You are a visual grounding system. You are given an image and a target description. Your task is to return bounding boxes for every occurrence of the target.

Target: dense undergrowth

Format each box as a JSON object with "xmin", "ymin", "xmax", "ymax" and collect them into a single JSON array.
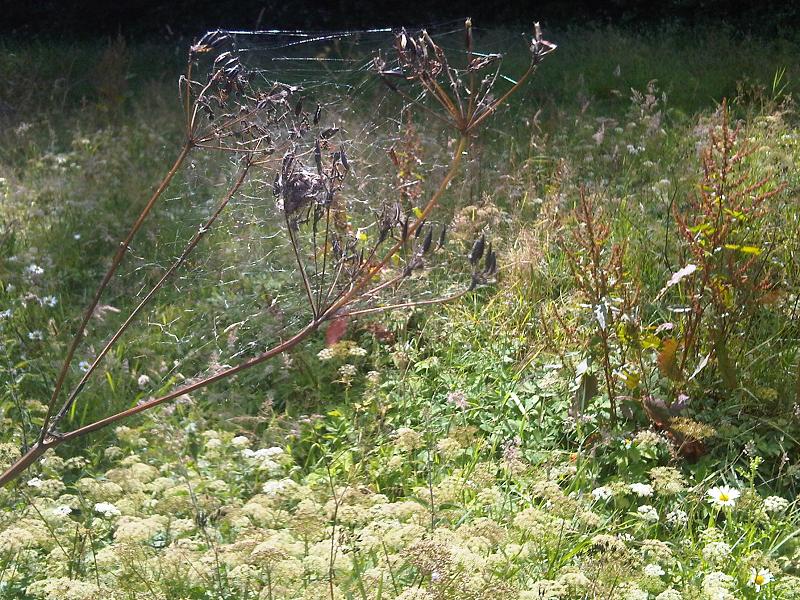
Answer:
[{"xmin": 2, "ymin": 24, "xmax": 800, "ymax": 599}]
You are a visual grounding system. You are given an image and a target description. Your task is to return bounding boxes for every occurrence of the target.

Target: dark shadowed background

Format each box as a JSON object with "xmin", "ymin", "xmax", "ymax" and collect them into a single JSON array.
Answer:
[{"xmin": 3, "ymin": 0, "xmax": 800, "ymax": 38}]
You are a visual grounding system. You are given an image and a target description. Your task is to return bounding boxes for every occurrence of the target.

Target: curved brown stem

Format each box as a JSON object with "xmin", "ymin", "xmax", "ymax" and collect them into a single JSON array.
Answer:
[
  {"xmin": 38, "ymin": 142, "xmax": 193, "ymax": 443},
  {"xmin": 0, "ymin": 320, "xmax": 321, "ymax": 487},
  {"xmin": 52, "ymin": 160, "xmax": 252, "ymax": 426},
  {"xmin": 0, "ymin": 442, "xmax": 51, "ymax": 488}
]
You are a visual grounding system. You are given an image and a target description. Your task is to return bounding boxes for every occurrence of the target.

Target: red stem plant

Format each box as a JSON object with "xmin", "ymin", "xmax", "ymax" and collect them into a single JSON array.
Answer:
[
  {"xmin": 0, "ymin": 21, "xmax": 555, "ymax": 487},
  {"xmin": 560, "ymin": 191, "xmax": 638, "ymax": 425},
  {"xmin": 667, "ymin": 101, "xmax": 785, "ymax": 391}
]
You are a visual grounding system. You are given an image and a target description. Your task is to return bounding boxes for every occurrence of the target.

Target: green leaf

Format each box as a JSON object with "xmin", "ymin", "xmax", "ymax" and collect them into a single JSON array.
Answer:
[{"xmin": 723, "ymin": 244, "xmax": 761, "ymax": 255}]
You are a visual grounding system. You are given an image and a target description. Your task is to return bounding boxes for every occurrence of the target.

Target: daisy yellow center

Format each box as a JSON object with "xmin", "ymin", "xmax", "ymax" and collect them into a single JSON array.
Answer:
[
  {"xmin": 754, "ymin": 574, "xmax": 765, "ymax": 585},
  {"xmin": 718, "ymin": 492, "xmax": 729, "ymax": 501}
]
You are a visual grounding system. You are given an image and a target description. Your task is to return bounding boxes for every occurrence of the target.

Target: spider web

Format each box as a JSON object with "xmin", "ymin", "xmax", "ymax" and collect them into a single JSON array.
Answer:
[{"xmin": 42, "ymin": 21, "xmax": 539, "ymax": 436}]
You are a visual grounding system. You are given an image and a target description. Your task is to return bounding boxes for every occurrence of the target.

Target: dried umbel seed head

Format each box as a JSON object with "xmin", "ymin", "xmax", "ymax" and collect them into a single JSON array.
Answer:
[
  {"xmin": 377, "ymin": 20, "xmax": 555, "ymax": 135},
  {"xmin": 283, "ymin": 170, "xmax": 325, "ymax": 215},
  {"xmin": 392, "ymin": 27, "xmax": 445, "ymax": 81}
]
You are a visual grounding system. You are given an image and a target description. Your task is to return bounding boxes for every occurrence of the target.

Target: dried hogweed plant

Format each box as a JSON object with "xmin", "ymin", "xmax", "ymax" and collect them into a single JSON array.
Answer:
[{"xmin": 0, "ymin": 21, "xmax": 555, "ymax": 486}]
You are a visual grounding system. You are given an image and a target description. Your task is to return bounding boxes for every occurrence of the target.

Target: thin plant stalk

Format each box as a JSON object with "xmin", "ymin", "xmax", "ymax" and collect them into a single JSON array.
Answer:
[{"xmin": 37, "ymin": 141, "xmax": 193, "ymax": 443}]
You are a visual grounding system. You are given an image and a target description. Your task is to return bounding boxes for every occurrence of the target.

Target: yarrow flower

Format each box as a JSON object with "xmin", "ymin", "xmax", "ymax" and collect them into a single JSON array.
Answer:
[
  {"xmin": 25, "ymin": 264, "xmax": 44, "ymax": 276},
  {"xmin": 749, "ymin": 568, "xmax": 774, "ymax": 591},
  {"xmin": 666, "ymin": 508, "xmax": 688, "ymax": 526},
  {"xmin": 703, "ymin": 571, "xmax": 734, "ymax": 598},
  {"xmin": 317, "ymin": 348, "xmax": 335, "ymax": 361},
  {"xmin": 649, "ymin": 466, "xmax": 686, "ymax": 495},
  {"xmin": 51, "ymin": 505, "xmax": 72, "ymax": 517},
  {"xmin": 446, "ymin": 390, "xmax": 468, "ymax": 410},
  {"xmin": 94, "ymin": 502, "xmax": 121, "ymax": 518},
  {"xmin": 707, "ymin": 485, "xmax": 740, "ymax": 508},
  {"xmin": 262, "ymin": 479, "xmax": 291, "ymax": 495},
  {"xmin": 591, "ymin": 486, "xmax": 613, "ymax": 501},
  {"xmin": 231, "ymin": 435, "xmax": 250, "ymax": 448},
  {"xmin": 243, "ymin": 447, "xmax": 283, "ymax": 460},
  {"xmin": 337, "ymin": 364, "xmax": 357, "ymax": 384},
  {"xmin": 763, "ymin": 495, "xmax": 789, "ymax": 514},
  {"xmin": 629, "ymin": 482, "xmax": 654, "ymax": 497},
  {"xmin": 644, "ymin": 563, "xmax": 665, "ymax": 577},
  {"xmin": 637, "ymin": 505, "xmax": 659, "ymax": 523},
  {"xmin": 702, "ymin": 541, "xmax": 732, "ymax": 563},
  {"xmin": 393, "ymin": 427, "xmax": 422, "ymax": 452}
]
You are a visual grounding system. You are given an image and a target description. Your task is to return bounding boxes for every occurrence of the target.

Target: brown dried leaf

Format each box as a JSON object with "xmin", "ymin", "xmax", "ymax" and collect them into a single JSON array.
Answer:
[{"xmin": 657, "ymin": 338, "xmax": 681, "ymax": 381}]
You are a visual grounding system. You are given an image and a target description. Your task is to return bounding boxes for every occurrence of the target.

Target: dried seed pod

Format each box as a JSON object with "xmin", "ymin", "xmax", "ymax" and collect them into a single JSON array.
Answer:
[
  {"xmin": 272, "ymin": 171, "xmax": 282, "ymax": 197},
  {"xmin": 422, "ymin": 226, "xmax": 433, "ymax": 254},
  {"xmin": 339, "ymin": 148, "xmax": 349, "ymax": 171},
  {"xmin": 314, "ymin": 140, "xmax": 323, "ymax": 176},
  {"xmin": 282, "ymin": 150, "xmax": 295, "ymax": 174},
  {"xmin": 320, "ymin": 127, "xmax": 339, "ymax": 139},
  {"xmin": 414, "ymin": 220, "xmax": 425, "ymax": 239},
  {"xmin": 401, "ymin": 216, "xmax": 409, "ymax": 241},
  {"xmin": 213, "ymin": 51, "xmax": 233, "ymax": 67},
  {"xmin": 313, "ymin": 104, "xmax": 322, "ymax": 125},
  {"xmin": 469, "ymin": 235, "xmax": 485, "ymax": 265},
  {"xmin": 437, "ymin": 224, "xmax": 447, "ymax": 248},
  {"xmin": 388, "ymin": 147, "xmax": 399, "ymax": 167},
  {"xmin": 403, "ymin": 256, "xmax": 421, "ymax": 277},
  {"xmin": 484, "ymin": 250, "xmax": 497, "ymax": 275}
]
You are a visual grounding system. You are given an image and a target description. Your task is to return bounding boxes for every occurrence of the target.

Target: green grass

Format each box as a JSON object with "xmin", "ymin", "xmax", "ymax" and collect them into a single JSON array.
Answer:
[{"xmin": 2, "ymin": 24, "xmax": 800, "ymax": 599}]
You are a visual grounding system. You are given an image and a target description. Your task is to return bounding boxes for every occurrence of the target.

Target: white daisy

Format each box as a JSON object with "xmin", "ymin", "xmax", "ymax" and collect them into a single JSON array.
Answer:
[
  {"xmin": 749, "ymin": 568, "xmax": 773, "ymax": 591},
  {"xmin": 707, "ymin": 485, "xmax": 740, "ymax": 508}
]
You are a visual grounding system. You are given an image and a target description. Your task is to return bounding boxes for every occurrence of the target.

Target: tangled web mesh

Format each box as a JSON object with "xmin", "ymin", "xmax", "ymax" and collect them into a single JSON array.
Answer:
[{"xmin": 35, "ymin": 21, "xmax": 544, "ymax": 437}]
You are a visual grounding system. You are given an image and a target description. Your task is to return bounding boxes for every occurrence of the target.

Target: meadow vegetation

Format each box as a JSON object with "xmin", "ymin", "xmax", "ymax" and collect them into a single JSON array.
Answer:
[{"xmin": 2, "ymin": 23, "xmax": 800, "ymax": 599}]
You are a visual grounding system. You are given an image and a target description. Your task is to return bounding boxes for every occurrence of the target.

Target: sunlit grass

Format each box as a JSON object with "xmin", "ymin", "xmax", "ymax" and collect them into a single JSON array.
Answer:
[{"xmin": 2, "ymin": 24, "xmax": 800, "ymax": 599}]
